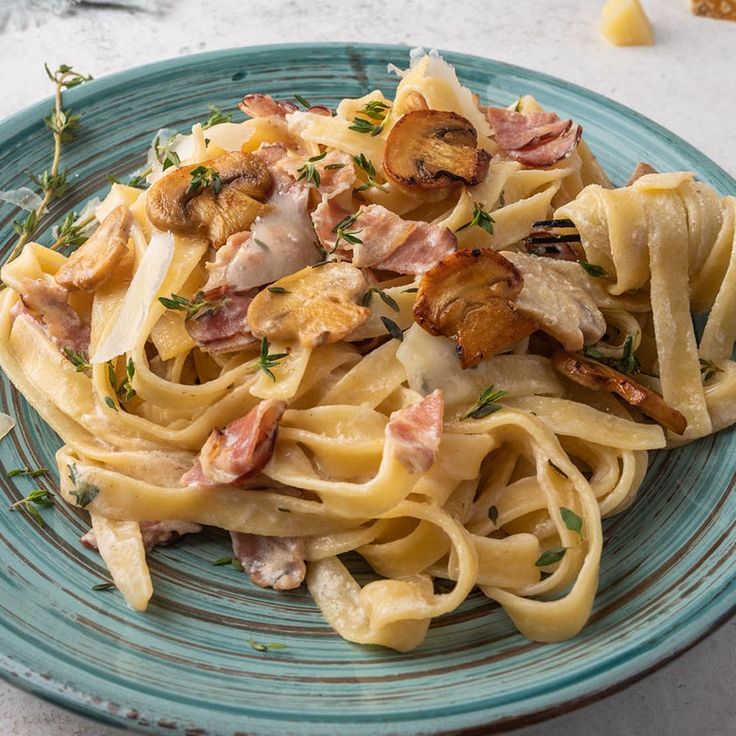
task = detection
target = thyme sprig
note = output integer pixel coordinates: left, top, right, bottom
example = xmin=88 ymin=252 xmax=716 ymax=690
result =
xmin=158 ymin=292 xmax=224 ymax=321
xmin=249 ymin=639 xmax=288 ymax=652
xmin=50 ymin=211 xmax=95 ymax=252
xmin=457 ymin=203 xmax=495 ymax=235
xmin=462 ymin=385 xmax=507 ymax=420
xmin=9 ymin=488 xmax=54 ymax=527
xmin=583 ymin=336 xmax=640 ymax=375
xmin=349 ymin=101 xmax=390 ymax=137
xmin=107 ymin=358 xmax=136 ymax=404
xmin=203 ymin=104 xmax=233 ymax=129
xmin=353 ymin=153 xmax=380 ymax=192
xmin=187 ymin=165 xmax=222 ymax=196
xmin=256 ymin=337 xmax=288 ymax=381
xmin=361 ymin=287 xmax=399 ymax=312
xmin=62 ymin=347 xmax=92 ymax=372
xmin=296 ymin=151 xmax=327 ymax=188
xmin=153 ymin=134 xmax=181 ymax=170
xmin=535 ymin=547 xmax=567 ymax=567
xmin=578 ymin=260 xmax=609 ymax=278
xmin=3 ymin=64 xmax=93 ymax=270
xmin=332 ymin=212 xmax=362 ymax=249
xmin=7 ymin=467 xmax=49 ymax=478
xmin=107 ymin=166 xmax=152 ymax=190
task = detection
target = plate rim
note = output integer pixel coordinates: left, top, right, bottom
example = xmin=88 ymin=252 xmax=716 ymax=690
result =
xmin=0 ymin=41 xmax=735 ymax=736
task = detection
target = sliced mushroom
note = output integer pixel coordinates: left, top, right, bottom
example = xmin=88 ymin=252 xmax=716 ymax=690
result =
xmin=383 ymin=110 xmax=490 ymax=190
xmin=625 ymin=161 xmax=658 ymax=186
xmin=551 ymin=350 xmax=687 ymax=435
xmin=146 ymin=151 xmax=272 ymax=247
xmin=55 ymin=205 xmax=132 ymax=292
xmin=247 ymin=262 xmax=371 ymax=348
xmin=413 ymin=248 xmax=538 ymax=368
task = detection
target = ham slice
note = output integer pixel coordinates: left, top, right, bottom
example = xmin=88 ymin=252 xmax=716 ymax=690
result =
xmin=239 ymin=93 xmax=298 ymax=118
xmin=320 ymin=204 xmax=456 ymax=275
xmin=386 ymin=389 xmax=444 ymax=473
xmin=486 ymin=107 xmax=582 ymax=167
xmin=185 ymin=286 xmax=257 ymax=354
xmin=230 ymin=532 xmax=306 ymax=590
xmin=81 ymin=520 xmax=202 ymax=552
xmin=19 ymin=277 xmax=89 ymax=353
xmin=181 ymin=399 xmax=287 ymax=487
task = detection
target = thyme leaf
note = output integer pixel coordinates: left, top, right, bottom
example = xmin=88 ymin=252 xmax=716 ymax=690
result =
xmin=203 ymin=104 xmax=233 ymax=129
xmin=457 ymin=203 xmax=495 ymax=235
xmin=579 ymin=260 xmax=609 ymax=278
xmin=9 ymin=488 xmax=55 ymax=527
xmin=187 ymin=165 xmax=222 ymax=196
xmin=560 ymin=507 xmax=583 ymax=535
xmin=462 ymin=385 xmax=507 ymax=420
xmin=535 ymin=547 xmax=567 ymax=567
xmin=158 ymin=292 xmax=224 ymax=321
xmin=381 ymin=316 xmax=404 ymax=341
xmin=249 ymin=639 xmax=288 ymax=652
xmin=296 ymin=151 xmax=327 ymax=188
xmin=257 ymin=337 xmax=289 ymax=381
xmin=332 ymin=212 xmax=362 ymax=248
xmin=360 ymin=288 xmax=399 ymax=312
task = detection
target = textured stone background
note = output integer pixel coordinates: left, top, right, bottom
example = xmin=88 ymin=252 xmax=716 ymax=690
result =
xmin=0 ymin=0 xmax=734 ymax=734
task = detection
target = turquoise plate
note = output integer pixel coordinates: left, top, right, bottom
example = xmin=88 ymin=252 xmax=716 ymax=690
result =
xmin=0 ymin=43 xmax=734 ymax=736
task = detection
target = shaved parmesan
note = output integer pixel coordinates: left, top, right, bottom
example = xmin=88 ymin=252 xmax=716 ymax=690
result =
xmin=204 ymin=122 xmax=255 ymax=152
xmin=91 ymin=230 xmax=174 ymax=363
xmin=601 ymin=0 xmax=655 ymax=46
xmin=0 ymin=413 xmax=15 ymax=440
xmin=0 ymin=187 xmax=42 ymax=211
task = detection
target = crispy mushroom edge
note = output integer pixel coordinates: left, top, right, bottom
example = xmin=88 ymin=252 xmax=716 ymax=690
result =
xmin=550 ymin=349 xmax=688 ymax=435
xmin=247 ymin=262 xmax=372 ymax=349
xmin=145 ymin=151 xmax=272 ymax=243
xmin=413 ymin=248 xmax=538 ymax=368
xmin=383 ymin=110 xmax=491 ymax=191
xmin=55 ymin=205 xmax=133 ymax=293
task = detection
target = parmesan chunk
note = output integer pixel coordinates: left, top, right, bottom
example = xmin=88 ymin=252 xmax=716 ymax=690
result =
xmin=601 ymin=0 xmax=655 ymax=46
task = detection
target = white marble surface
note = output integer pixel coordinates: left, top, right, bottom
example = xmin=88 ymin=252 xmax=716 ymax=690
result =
xmin=0 ymin=0 xmax=734 ymax=734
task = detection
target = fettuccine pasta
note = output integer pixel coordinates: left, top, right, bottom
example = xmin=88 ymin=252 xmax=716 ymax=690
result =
xmin=1 ymin=49 xmax=734 ymax=652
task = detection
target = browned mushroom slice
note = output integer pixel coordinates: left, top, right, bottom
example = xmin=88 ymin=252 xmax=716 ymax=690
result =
xmin=625 ymin=161 xmax=658 ymax=186
xmin=413 ymin=248 xmax=538 ymax=368
xmin=146 ymin=151 xmax=272 ymax=247
xmin=55 ymin=205 xmax=133 ymax=292
xmin=551 ymin=349 xmax=687 ymax=435
xmin=247 ymin=262 xmax=371 ymax=349
xmin=383 ymin=110 xmax=490 ymax=190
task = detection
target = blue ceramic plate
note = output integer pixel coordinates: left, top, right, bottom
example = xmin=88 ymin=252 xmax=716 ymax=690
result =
xmin=0 ymin=44 xmax=734 ymax=736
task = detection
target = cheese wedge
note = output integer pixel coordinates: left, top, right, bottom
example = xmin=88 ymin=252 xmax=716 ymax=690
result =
xmin=601 ymin=0 xmax=655 ymax=46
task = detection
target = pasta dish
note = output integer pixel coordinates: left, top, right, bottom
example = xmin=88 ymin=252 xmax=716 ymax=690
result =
xmin=1 ymin=50 xmax=734 ymax=652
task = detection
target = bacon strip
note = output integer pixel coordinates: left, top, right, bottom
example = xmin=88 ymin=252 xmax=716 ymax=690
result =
xmin=230 ymin=532 xmax=306 ymax=590
xmin=181 ymin=399 xmax=287 ymax=487
xmin=19 ymin=277 xmax=90 ymax=353
xmin=185 ymin=286 xmax=257 ymax=354
xmin=81 ymin=520 xmax=202 ymax=552
xmin=386 ymin=390 xmax=444 ymax=473
xmin=487 ymin=107 xmax=582 ymax=167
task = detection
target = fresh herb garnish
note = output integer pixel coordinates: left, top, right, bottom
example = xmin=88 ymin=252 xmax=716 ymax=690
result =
xmin=92 ymin=582 xmax=115 ymax=591
xmin=488 ymin=505 xmax=499 ymax=526
xmin=257 ymin=337 xmax=289 ymax=381
xmin=324 ymin=163 xmax=345 ymax=170
xmin=50 ymin=210 xmax=95 ymax=252
xmin=535 ymin=547 xmax=567 ymax=567
xmin=158 ymin=292 xmax=224 ymax=321
xmin=457 ymin=203 xmax=495 ymax=235
xmin=700 ymin=358 xmax=723 ymax=381
xmin=352 ymin=153 xmax=380 ymax=192
xmin=249 ymin=640 xmax=288 ymax=652
xmin=67 ymin=464 xmax=98 ymax=508
xmin=560 ymin=507 xmax=583 ymax=535
xmin=7 ymin=467 xmax=48 ymax=479
xmin=296 ymin=151 xmax=327 ymax=188
xmin=462 ymin=385 xmax=507 ymax=420
xmin=106 ymin=358 xmax=136 ymax=404
xmin=332 ymin=212 xmax=362 ymax=248
xmin=187 ymin=165 xmax=222 ymax=196
xmin=107 ymin=167 xmax=152 ymax=190
xmin=267 ymin=286 xmax=290 ymax=294
xmin=381 ymin=316 xmax=404 ymax=341
xmin=578 ymin=260 xmax=609 ymax=278
xmin=253 ymin=238 xmax=269 ymax=250
xmin=3 ymin=64 xmax=93 ymax=271
xmin=62 ymin=347 xmax=92 ymax=372
xmin=153 ymin=135 xmax=181 ymax=170
xmin=203 ymin=103 xmax=233 ymax=129
xmin=348 ymin=102 xmax=389 ymax=137
xmin=213 ymin=556 xmax=243 ymax=570
xmin=360 ymin=288 xmax=399 ymax=312
xmin=104 ymin=396 xmax=118 ymax=412
xmin=584 ymin=336 xmax=640 ymax=375
xmin=402 ymin=287 xmax=419 ymax=294
xmin=9 ymin=488 xmax=54 ymax=527
xmin=294 ymin=94 xmax=311 ymax=109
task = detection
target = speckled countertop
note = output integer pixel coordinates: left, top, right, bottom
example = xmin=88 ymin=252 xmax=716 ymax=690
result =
xmin=0 ymin=1 xmax=734 ymax=734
